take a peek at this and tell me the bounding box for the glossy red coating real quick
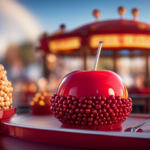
[0,107,16,120]
[57,70,128,99]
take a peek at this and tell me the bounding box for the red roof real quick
[71,19,150,34]
[37,19,150,53]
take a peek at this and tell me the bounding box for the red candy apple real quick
[50,42,132,129]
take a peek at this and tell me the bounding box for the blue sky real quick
[17,0,150,33]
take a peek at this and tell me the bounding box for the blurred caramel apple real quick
[30,92,52,114]
[0,64,13,110]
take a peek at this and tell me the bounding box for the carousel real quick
[1,7,150,150]
[37,7,150,86]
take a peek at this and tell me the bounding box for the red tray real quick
[0,108,16,120]
[1,113,150,150]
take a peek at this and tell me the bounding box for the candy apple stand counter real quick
[1,7,150,150]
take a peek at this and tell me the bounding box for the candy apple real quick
[50,42,132,129]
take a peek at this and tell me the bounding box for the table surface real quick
[0,134,92,150]
[129,94,150,98]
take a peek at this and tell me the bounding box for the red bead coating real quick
[50,94,132,126]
